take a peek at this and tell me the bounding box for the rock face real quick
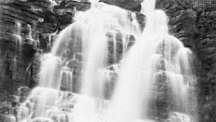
[157,0,216,122]
[0,0,89,116]
[196,10,216,122]
[101,0,143,11]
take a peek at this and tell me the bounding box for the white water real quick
[15,21,22,49]
[17,0,197,122]
[61,66,74,91]
[39,53,62,89]
[168,112,192,122]
[108,2,165,120]
[156,35,194,111]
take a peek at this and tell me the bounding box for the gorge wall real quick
[157,0,216,122]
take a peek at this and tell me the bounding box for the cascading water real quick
[17,0,197,122]
[15,21,22,49]
[155,35,197,121]
[61,66,74,91]
[107,1,162,121]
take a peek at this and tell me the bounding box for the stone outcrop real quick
[101,0,142,11]
[157,0,216,122]
[195,10,216,122]
[0,0,89,116]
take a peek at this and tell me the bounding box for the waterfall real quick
[17,0,197,122]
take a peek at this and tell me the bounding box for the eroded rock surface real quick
[157,0,216,122]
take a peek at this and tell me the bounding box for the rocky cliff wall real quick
[0,0,85,115]
[157,0,216,121]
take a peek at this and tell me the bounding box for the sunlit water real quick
[15,20,22,49]
[17,0,197,122]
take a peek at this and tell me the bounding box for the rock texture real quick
[101,0,143,11]
[157,0,216,122]
[196,9,216,122]
[0,0,89,117]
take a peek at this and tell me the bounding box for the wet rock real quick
[161,1,216,122]
[54,0,90,11]
[154,1,216,122]
[101,0,142,11]
[0,114,16,122]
